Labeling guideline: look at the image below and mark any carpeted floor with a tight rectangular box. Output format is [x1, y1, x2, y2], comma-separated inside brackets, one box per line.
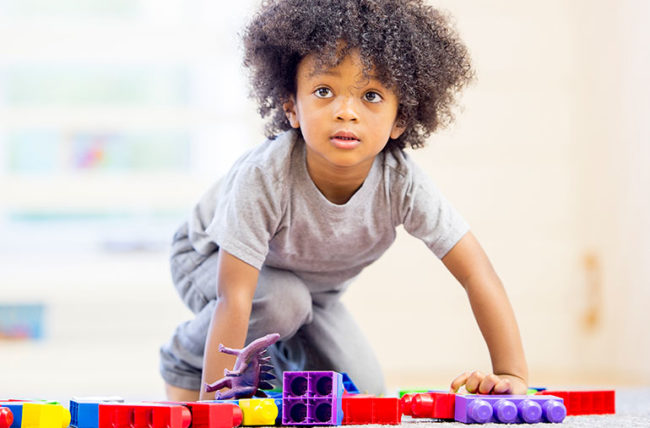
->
[357, 388, 650, 427]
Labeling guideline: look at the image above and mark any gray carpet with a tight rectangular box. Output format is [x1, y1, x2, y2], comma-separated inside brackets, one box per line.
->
[360, 388, 650, 427]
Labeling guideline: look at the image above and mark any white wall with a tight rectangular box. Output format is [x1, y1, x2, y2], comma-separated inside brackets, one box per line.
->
[344, 0, 650, 388]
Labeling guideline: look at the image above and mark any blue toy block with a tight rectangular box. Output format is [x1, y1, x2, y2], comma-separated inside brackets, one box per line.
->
[0, 403, 23, 428]
[265, 391, 283, 399]
[454, 394, 566, 424]
[70, 398, 123, 428]
[340, 373, 360, 394]
[282, 371, 343, 425]
[273, 398, 282, 425]
[70, 401, 98, 428]
[210, 400, 240, 405]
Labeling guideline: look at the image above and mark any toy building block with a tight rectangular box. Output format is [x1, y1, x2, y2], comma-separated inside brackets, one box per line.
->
[98, 404, 131, 428]
[98, 404, 191, 428]
[398, 389, 429, 399]
[454, 395, 566, 424]
[282, 371, 343, 425]
[407, 392, 455, 420]
[70, 398, 124, 428]
[176, 402, 242, 428]
[238, 399, 277, 426]
[342, 397, 400, 425]
[340, 373, 360, 394]
[342, 397, 371, 425]
[21, 403, 71, 428]
[150, 405, 191, 428]
[0, 403, 21, 428]
[0, 407, 14, 428]
[399, 394, 414, 416]
[264, 392, 283, 399]
[369, 398, 400, 425]
[270, 399, 282, 426]
[536, 390, 615, 415]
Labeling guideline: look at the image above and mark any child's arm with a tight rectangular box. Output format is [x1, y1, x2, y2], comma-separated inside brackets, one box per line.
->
[442, 231, 529, 395]
[199, 249, 260, 400]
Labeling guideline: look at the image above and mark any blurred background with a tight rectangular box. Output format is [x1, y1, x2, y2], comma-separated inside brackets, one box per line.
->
[0, 0, 648, 399]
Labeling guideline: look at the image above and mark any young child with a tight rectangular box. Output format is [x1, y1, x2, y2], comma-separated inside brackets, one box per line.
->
[160, 0, 529, 401]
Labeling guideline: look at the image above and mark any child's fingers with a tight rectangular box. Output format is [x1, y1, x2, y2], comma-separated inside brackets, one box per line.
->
[450, 371, 472, 392]
[464, 370, 484, 394]
[493, 378, 512, 394]
[478, 373, 500, 394]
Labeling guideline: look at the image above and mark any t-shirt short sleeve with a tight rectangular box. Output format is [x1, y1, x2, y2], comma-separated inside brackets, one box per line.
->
[398, 158, 469, 259]
[205, 163, 283, 269]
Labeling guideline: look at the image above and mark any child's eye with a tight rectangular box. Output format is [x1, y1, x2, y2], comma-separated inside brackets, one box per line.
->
[314, 87, 333, 98]
[364, 91, 383, 103]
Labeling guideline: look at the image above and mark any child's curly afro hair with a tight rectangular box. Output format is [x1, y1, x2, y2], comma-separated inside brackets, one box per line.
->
[242, 0, 474, 150]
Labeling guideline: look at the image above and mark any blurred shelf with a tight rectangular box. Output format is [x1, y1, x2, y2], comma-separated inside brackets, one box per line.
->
[1, 173, 208, 210]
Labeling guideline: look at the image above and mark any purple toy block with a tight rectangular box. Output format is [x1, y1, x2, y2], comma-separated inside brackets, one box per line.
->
[454, 395, 566, 424]
[282, 371, 343, 425]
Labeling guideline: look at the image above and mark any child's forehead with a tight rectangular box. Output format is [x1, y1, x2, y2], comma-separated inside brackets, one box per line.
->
[300, 49, 383, 82]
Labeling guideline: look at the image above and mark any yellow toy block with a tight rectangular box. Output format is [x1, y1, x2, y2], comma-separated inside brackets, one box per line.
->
[238, 399, 278, 426]
[21, 403, 70, 428]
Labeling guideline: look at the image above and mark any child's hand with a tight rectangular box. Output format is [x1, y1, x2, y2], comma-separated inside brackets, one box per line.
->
[450, 370, 528, 395]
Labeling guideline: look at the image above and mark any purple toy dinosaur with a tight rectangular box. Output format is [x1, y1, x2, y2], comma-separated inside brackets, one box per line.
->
[205, 332, 280, 400]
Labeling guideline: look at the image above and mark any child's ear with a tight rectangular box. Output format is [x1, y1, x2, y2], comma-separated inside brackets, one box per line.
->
[390, 116, 406, 140]
[283, 96, 300, 129]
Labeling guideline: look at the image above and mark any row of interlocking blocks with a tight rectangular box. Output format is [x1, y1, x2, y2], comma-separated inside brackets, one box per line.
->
[401, 392, 455, 420]
[75, 401, 242, 428]
[280, 371, 401, 426]
[341, 397, 400, 425]
[72, 397, 278, 428]
[401, 389, 615, 423]
[401, 392, 567, 423]
[3, 399, 244, 428]
[0, 402, 70, 428]
[536, 390, 615, 415]
[455, 395, 567, 424]
[2, 380, 615, 427]
[279, 371, 616, 425]
[98, 403, 192, 428]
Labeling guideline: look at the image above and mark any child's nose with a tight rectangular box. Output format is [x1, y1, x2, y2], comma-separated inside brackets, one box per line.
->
[334, 97, 359, 122]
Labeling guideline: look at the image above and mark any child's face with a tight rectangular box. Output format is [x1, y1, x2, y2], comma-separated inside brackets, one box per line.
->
[283, 50, 405, 171]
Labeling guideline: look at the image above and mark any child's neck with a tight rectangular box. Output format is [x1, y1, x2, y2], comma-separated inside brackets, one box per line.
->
[305, 152, 374, 205]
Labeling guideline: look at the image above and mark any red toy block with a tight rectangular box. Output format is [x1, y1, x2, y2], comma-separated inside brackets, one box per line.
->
[410, 392, 455, 420]
[0, 407, 14, 428]
[399, 394, 415, 416]
[343, 397, 372, 425]
[98, 404, 191, 428]
[371, 398, 400, 424]
[152, 406, 191, 428]
[181, 403, 242, 428]
[537, 390, 615, 415]
[132, 406, 153, 428]
[342, 397, 400, 425]
[99, 404, 131, 428]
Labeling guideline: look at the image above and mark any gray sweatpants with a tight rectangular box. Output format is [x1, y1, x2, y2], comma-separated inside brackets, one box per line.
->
[159, 223, 385, 395]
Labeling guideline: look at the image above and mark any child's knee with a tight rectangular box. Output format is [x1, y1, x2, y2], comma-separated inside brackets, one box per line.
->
[165, 383, 199, 402]
[248, 268, 313, 340]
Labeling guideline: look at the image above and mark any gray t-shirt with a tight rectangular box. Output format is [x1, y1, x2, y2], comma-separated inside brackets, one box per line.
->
[188, 130, 469, 289]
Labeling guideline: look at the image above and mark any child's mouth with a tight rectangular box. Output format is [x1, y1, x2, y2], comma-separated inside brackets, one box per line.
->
[330, 132, 361, 149]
